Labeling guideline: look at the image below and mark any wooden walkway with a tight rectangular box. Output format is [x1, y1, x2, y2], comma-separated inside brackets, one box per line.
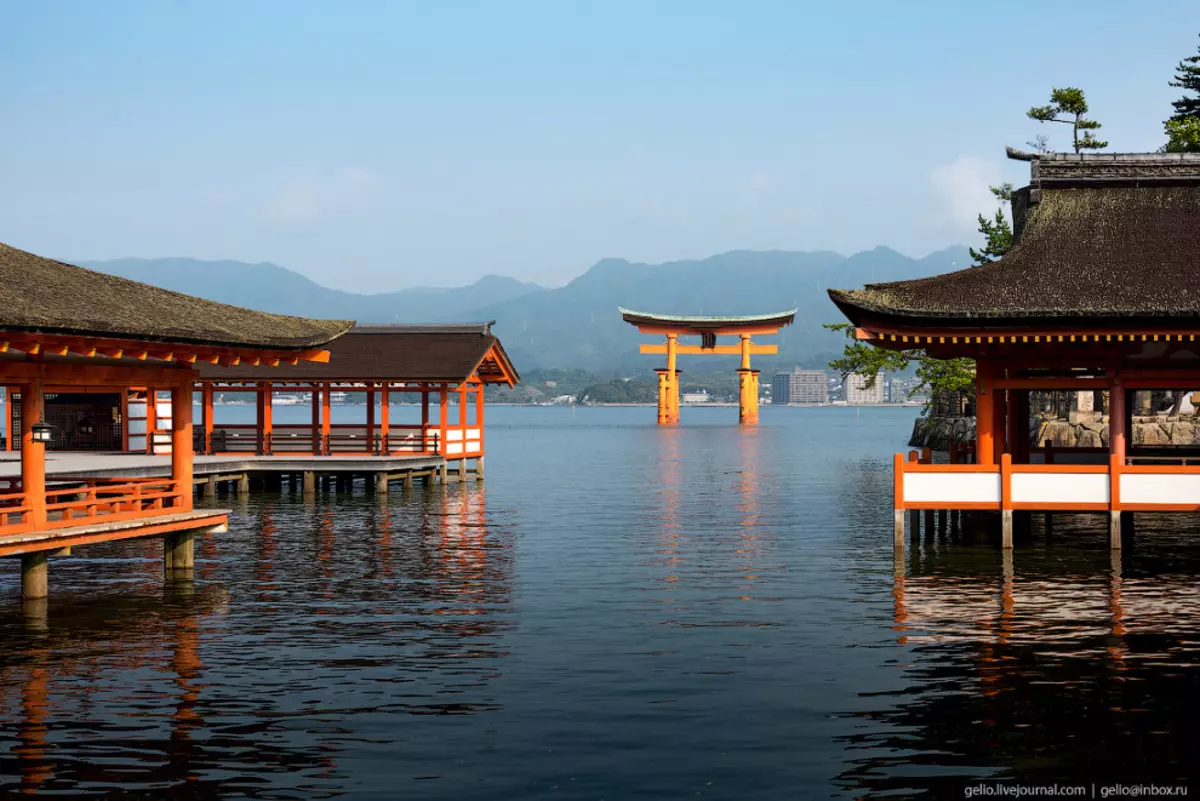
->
[0, 452, 469, 494]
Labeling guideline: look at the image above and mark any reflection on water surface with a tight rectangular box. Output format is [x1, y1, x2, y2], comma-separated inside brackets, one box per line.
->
[1, 407, 1198, 798]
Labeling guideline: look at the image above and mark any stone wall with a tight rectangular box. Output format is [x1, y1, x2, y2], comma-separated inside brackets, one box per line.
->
[909, 415, 1200, 449]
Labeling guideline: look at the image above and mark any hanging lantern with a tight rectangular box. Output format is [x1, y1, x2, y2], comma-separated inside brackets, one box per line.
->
[31, 422, 53, 444]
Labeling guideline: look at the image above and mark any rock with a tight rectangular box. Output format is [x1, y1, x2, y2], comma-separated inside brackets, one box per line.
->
[1140, 423, 1171, 446]
[1172, 421, 1196, 446]
[1077, 428, 1102, 448]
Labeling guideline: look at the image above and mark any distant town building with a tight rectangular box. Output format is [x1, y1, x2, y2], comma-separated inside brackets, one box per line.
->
[681, 390, 711, 404]
[845, 372, 886, 405]
[771, 368, 829, 405]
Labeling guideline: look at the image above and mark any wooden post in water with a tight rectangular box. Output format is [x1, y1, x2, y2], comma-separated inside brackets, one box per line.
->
[375, 472, 389, 494]
[163, 530, 195, 574]
[475, 456, 485, 481]
[892, 453, 905, 549]
[21, 552, 48, 600]
[303, 471, 316, 498]
[1000, 454, 1014, 549]
[237, 473, 250, 496]
[203, 476, 217, 502]
[403, 472, 414, 492]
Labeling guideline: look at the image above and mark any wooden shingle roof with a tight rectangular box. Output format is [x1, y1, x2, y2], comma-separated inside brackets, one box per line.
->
[0, 242, 353, 349]
[198, 324, 519, 385]
[829, 152, 1200, 331]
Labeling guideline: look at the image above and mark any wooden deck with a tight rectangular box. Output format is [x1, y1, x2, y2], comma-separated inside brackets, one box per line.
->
[0, 509, 228, 558]
[0, 452, 445, 480]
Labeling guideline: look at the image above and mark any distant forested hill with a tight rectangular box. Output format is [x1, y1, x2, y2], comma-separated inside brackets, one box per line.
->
[81, 246, 971, 372]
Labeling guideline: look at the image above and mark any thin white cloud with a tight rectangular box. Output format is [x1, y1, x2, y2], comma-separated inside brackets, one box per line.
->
[263, 168, 375, 227]
[929, 156, 1005, 232]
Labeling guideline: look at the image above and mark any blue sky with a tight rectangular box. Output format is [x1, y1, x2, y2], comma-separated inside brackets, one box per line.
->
[2, 1, 1196, 290]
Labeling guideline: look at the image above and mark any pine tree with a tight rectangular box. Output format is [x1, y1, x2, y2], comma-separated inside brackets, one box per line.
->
[969, 184, 1013, 266]
[1169, 35, 1200, 121]
[1027, 87, 1108, 153]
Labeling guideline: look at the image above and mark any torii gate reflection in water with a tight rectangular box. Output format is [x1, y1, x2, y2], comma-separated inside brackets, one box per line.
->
[619, 308, 797, 425]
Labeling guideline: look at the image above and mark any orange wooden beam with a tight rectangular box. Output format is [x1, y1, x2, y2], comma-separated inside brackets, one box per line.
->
[639, 343, 778, 356]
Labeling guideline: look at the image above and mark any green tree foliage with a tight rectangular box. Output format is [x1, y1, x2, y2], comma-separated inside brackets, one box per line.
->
[824, 324, 975, 400]
[825, 183, 1015, 401]
[1165, 116, 1200, 153]
[969, 184, 1014, 266]
[1027, 87, 1108, 153]
[1169, 35, 1200, 121]
[577, 378, 657, 404]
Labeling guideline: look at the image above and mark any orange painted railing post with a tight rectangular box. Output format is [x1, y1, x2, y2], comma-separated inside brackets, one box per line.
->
[1109, 451, 1123, 549]
[366, 386, 376, 453]
[171, 380, 194, 512]
[1109, 378, 1126, 549]
[893, 453, 905, 549]
[21, 375, 47, 529]
[311, 384, 321, 454]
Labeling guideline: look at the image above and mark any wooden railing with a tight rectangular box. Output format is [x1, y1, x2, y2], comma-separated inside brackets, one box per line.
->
[202, 424, 444, 456]
[0, 477, 187, 536]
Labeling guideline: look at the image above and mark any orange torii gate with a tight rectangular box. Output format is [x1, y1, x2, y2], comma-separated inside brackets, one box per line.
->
[620, 308, 797, 425]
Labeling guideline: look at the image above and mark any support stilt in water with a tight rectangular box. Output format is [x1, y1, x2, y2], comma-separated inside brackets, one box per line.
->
[203, 477, 217, 502]
[937, 509, 947, 537]
[21, 552, 48, 601]
[893, 510, 905, 550]
[458, 459, 467, 481]
[237, 474, 250, 497]
[375, 472, 389, 494]
[439, 462, 449, 485]
[475, 456, 485, 481]
[163, 530, 195, 574]
[923, 509, 935, 538]
[303, 471, 316, 498]
[1109, 511, 1122, 550]
[403, 472, 414, 492]
[909, 509, 920, 538]
[1001, 510, 1014, 550]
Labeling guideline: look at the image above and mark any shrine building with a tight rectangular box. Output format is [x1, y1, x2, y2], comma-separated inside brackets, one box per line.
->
[829, 151, 1200, 551]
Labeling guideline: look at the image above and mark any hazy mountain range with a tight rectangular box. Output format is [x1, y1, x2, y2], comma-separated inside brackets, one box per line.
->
[80, 246, 973, 372]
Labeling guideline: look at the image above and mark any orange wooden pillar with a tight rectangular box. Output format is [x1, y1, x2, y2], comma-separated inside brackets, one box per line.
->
[1109, 379, 1127, 549]
[366, 386, 376, 454]
[439, 389, 449, 453]
[311, 384, 322, 455]
[164, 377, 196, 574]
[20, 374, 49, 600]
[995, 383, 1009, 458]
[474, 383, 485, 480]
[379, 386, 390, 455]
[421, 387, 431, 452]
[4, 386, 12, 451]
[663, 334, 679, 425]
[145, 390, 158, 454]
[201, 382, 214, 455]
[320, 382, 332, 455]
[171, 379, 194, 512]
[737, 334, 758, 425]
[975, 359, 996, 466]
[261, 381, 273, 455]
[21, 376, 47, 530]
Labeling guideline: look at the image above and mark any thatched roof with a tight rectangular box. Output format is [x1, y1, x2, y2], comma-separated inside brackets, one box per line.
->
[829, 153, 1200, 330]
[0, 242, 353, 349]
[198, 324, 519, 385]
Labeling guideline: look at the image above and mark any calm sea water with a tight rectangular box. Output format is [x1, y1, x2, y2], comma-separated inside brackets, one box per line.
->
[2, 405, 1199, 799]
